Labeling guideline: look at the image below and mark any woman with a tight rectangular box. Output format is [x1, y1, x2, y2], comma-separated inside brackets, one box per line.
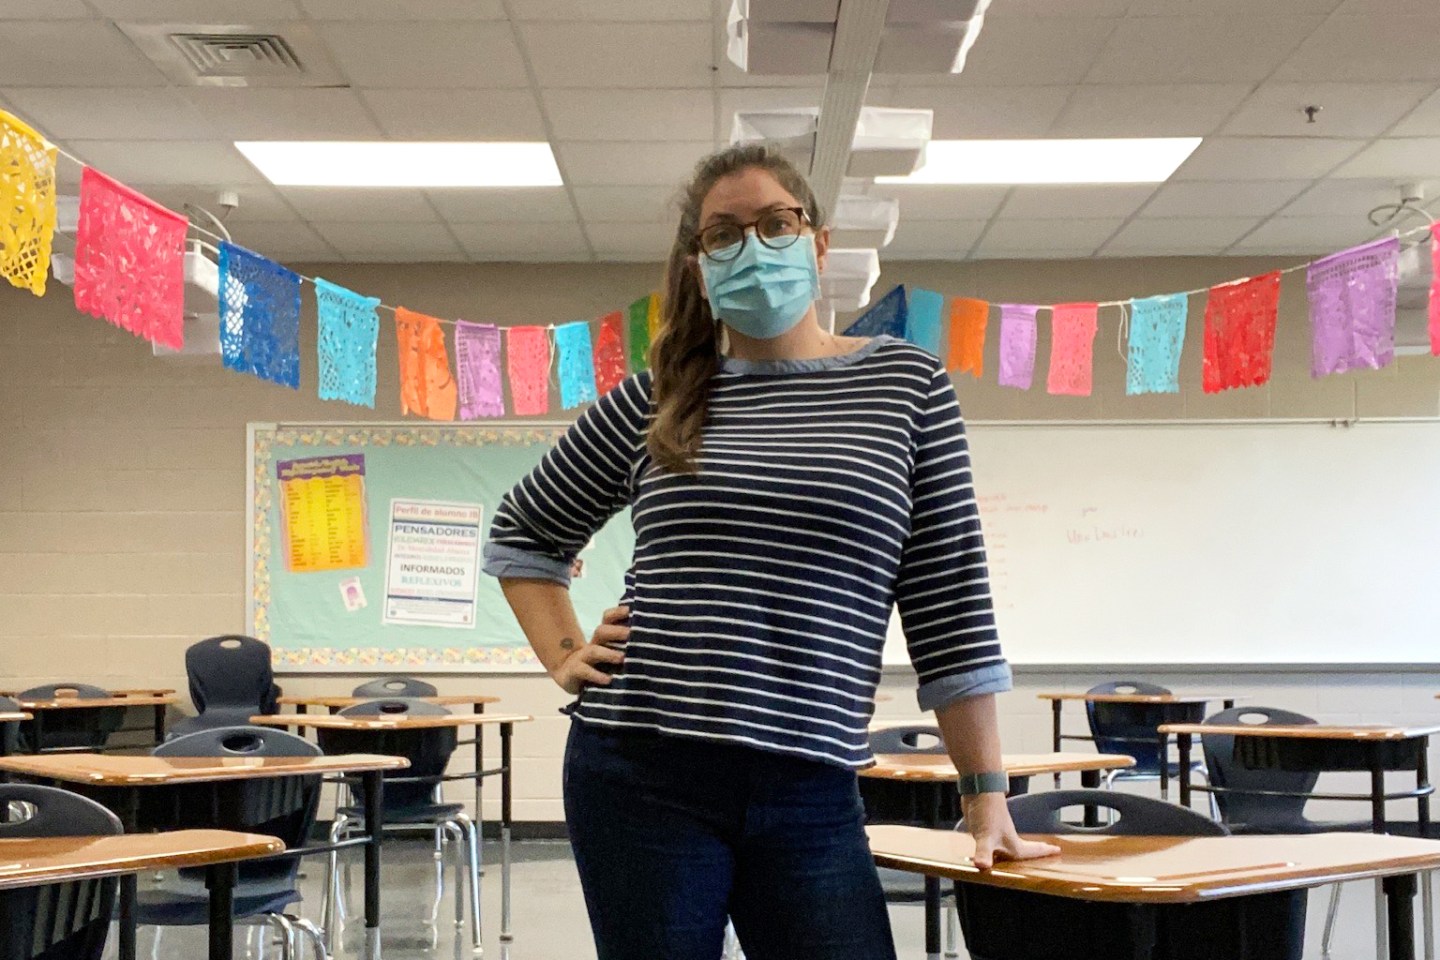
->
[483, 143, 1057, 960]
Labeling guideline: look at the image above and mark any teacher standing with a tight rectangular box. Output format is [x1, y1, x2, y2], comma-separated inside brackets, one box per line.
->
[483, 142, 1056, 960]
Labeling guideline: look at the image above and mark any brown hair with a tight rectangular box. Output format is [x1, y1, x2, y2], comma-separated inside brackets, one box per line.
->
[646, 143, 825, 474]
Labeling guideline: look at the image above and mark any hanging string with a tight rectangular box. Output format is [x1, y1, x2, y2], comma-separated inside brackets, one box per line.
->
[1114, 302, 1131, 362]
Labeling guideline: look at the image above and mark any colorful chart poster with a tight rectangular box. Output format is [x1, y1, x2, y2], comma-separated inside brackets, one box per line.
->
[382, 498, 483, 628]
[276, 454, 369, 573]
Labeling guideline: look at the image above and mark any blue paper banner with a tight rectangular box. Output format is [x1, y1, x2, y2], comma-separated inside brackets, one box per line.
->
[219, 241, 302, 389]
[1126, 293, 1188, 395]
[555, 320, 598, 410]
[843, 284, 907, 339]
[905, 287, 944, 356]
[314, 277, 380, 407]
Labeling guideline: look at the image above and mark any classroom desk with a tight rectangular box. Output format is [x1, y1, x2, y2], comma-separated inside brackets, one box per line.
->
[0, 751, 405, 960]
[866, 825, 1440, 960]
[860, 751, 1136, 958]
[252, 711, 532, 940]
[0, 711, 31, 757]
[1039, 692, 1237, 796]
[278, 693, 500, 714]
[0, 829, 283, 960]
[12, 694, 178, 752]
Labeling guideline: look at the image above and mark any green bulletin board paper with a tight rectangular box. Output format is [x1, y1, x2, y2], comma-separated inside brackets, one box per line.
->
[249, 423, 634, 673]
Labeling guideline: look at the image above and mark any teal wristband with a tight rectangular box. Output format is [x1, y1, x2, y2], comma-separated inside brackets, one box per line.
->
[957, 771, 1010, 796]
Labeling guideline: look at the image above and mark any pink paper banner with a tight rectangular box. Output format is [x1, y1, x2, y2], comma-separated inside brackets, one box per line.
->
[1046, 302, 1098, 397]
[997, 304, 1039, 389]
[1430, 223, 1440, 357]
[507, 325, 550, 416]
[455, 321, 504, 420]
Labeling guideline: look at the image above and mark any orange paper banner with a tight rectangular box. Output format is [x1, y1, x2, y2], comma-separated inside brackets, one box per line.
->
[395, 307, 457, 421]
[946, 297, 989, 377]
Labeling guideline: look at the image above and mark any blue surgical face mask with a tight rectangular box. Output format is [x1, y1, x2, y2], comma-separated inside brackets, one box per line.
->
[699, 233, 820, 340]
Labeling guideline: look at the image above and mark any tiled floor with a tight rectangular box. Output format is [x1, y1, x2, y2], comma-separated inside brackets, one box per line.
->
[119, 837, 1422, 959]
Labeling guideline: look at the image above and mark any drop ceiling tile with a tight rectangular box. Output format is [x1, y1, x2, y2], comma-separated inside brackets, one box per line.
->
[318, 22, 528, 88]
[360, 89, 546, 140]
[1144, 181, 1310, 218]
[1274, 16, 1440, 81]
[428, 188, 577, 224]
[281, 188, 439, 224]
[1103, 217, 1257, 254]
[884, 85, 1073, 138]
[1085, 17, 1323, 84]
[544, 89, 715, 142]
[223, 221, 337, 261]
[0, 0, 91, 17]
[1336, 0, 1439, 12]
[1049, 84, 1253, 137]
[1172, 137, 1366, 181]
[1224, 83, 1432, 139]
[1000, 185, 1159, 220]
[67, 140, 267, 186]
[183, 88, 382, 139]
[0, 22, 166, 87]
[89, 0, 302, 15]
[867, 184, 1009, 221]
[1, 88, 212, 140]
[1126, 0, 1342, 11]
[520, 23, 713, 89]
[969, 247, 1101, 261]
[571, 185, 679, 223]
[884, 219, 989, 259]
[1231, 216, 1377, 254]
[987, 0, 1128, 15]
[506, 0, 710, 19]
[980, 217, 1124, 252]
[312, 221, 466, 262]
[714, 58, 827, 91]
[1393, 87, 1440, 136]
[300, 0, 505, 18]
[1278, 178, 1431, 218]
[586, 222, 673, 261]
[450, 220, 590, 261]
[557, 141, 711, 186]
[718, 86, 825, 143]
[126, 182, 296, 223]
[1332, 138, 1440, 179]
[934, 16, 1117, 86]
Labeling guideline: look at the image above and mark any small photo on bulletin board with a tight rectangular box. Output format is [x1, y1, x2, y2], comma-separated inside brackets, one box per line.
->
[248, 422, 636, 673]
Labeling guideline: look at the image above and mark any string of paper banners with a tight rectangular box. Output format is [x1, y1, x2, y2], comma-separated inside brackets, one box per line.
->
[3, 109, 1438, 417]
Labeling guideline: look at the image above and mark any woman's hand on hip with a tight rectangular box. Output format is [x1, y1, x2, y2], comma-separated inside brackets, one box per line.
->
[962, 793, 1061, 870]
[553, 605, 630, 696]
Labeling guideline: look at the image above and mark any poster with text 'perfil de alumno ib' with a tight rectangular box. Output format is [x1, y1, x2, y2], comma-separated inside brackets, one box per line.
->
[382, 498, 483, 628]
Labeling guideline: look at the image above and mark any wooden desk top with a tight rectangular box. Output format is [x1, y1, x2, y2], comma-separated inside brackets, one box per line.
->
[0, 688, 176, 699]
[14, 695, 177, 710]
[278, 694, 501, 708]
[0, 830, 282, 890]
[1159, 722, 1440, 741]
[1038, 692, 1228, 705]
[862, 752, 1138, 782]
[0, 712, 31, 722]
[251, 712, 533, 731]
[866, 825, 1440, 904]
[0, 752, 407, 786]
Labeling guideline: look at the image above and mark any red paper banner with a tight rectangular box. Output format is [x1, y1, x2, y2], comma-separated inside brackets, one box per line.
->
[593, 311, 628, 396]
[1047, 302, 1099, 397]
[1203, 272, 1281, 393]
[507, 325, 550, 416]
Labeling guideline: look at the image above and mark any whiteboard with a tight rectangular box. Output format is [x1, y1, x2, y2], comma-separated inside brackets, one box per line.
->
[881, 420, 1440, 667]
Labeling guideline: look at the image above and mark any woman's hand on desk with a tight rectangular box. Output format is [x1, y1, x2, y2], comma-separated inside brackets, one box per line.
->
[554, 605, 630, 695]
[962, 793, 1062, 870]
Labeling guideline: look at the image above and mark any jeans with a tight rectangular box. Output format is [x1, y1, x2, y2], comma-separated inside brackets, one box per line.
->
[563, 719, 898, 960]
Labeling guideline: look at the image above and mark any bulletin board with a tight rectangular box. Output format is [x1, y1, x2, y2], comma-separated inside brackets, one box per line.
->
[247, 422, 635, 673]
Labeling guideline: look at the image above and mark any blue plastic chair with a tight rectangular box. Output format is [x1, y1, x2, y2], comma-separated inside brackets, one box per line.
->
[351, 677, 438, 698]
[954, 790, 1305, 960]
[0, 785, 121, 960]
[16, 683, 123, 752]
[1084, 680, 1206, 786]
[141, 726, 324, 959]
[168, 635, 281, 738]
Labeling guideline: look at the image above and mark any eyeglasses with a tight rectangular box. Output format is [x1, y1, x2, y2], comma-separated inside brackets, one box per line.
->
[697, 206, 809, 262]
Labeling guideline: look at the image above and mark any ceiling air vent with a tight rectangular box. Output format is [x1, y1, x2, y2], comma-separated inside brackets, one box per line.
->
[118, 22, 347, 87]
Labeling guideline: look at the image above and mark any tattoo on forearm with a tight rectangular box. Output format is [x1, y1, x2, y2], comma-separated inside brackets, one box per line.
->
[558, 636, 577, 651]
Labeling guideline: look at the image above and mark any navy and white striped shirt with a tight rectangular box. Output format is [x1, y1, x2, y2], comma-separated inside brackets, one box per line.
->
[483, 336, 1011, 769]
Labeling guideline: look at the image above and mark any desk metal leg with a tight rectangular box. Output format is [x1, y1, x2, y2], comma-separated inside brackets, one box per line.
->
[1051, 701, 1062, 790]
[501, 720, 513, 942]
[152, 704, 166, 745]
[31, 711, 43, 754]
[475, 704, 484, 839]
[206, 861, 237, 960]
[362, 770, 384, 936]
[1386, 874, 1418, 960]
[119, 874, 137, 960]
[1418, 748, 1433, 960]
[921, 782, 943, 959]
[1081, 769, 1101, 827]
[1222, 699, 1235, 710]
[1177, 734, 1193, 809]
[1159, 732, 1169, 800]
[1373, 758, 1389, 834]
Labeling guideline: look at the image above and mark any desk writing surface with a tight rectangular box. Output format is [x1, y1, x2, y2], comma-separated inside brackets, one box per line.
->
[862, 753, 1137, 782]
[277, 694, 501, 709]
[0, 753, 407, 785]
[0, 689, 175, 699]
[0, 712, 31, 722]
[0, 830, 283, 889]
[1159, 723, 1440, 741]
[14, 696, 177, 710]
[866, 825, 1440, 904]
[1038, 692, 1229, 705]
[251, 713, 532, 731]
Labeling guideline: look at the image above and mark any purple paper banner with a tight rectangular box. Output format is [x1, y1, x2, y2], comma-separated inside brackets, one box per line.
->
[1307, 235, 1399, 378]
[997, 304, 1039, 389]
[455, 320, 504, 420]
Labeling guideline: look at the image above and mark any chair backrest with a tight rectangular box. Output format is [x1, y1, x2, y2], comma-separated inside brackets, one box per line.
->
[321, 700, 457, 813]
[184, 635, 280, 717]
[150, 727, 320, 887]
[0, 697, 19, 755]
[1002, 789, 1229, 837]
[1083, 680, 1175, 776]
[0, 785, 121, 960]
[1202, 706, 1319, 833]
[351, 677, 438, 698]
[17, 683, 110, 701]
[16, 684, 123, 753]
[868, 724, 946, 755]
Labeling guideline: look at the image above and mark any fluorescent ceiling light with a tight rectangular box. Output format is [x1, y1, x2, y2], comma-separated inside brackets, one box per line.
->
[234, 141, 563, 187]
[877, 138, 1202, 185]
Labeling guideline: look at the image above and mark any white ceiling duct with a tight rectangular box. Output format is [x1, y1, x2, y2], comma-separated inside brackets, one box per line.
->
[820, 248, 882, 311]
[832, 195, 899, 248]
[732, 106, 932, 179]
